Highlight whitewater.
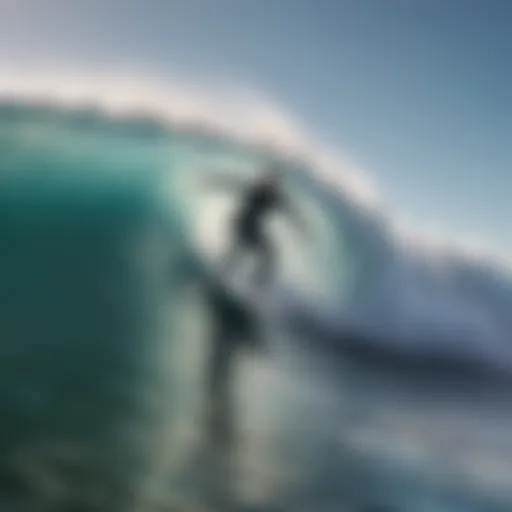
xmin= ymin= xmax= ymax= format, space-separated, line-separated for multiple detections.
xmin=1 ymin=73 xmax=512 ymax=512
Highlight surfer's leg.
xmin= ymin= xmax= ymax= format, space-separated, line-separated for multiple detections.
xmin=220 ymin=219 xmax=256 ymax=279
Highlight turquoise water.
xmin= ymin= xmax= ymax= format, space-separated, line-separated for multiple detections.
xmin=2 ymin=99 xmax=512 ymax=511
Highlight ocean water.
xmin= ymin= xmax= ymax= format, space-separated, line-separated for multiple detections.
xmin=1 ymin=93 xmax=512 ymax=512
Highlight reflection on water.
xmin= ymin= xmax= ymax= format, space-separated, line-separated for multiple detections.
xmin=163 ymin=274 xmax=512 ymax=512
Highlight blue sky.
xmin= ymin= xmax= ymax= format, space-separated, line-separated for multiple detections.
xmin=1 ymin=0 xmax=511 ymax=253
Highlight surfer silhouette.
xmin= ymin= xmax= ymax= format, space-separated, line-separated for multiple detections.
xmin=183 ymin=162 xmax=308 ymax=476
xmin=202 ymin=164 xmax=307 ymax=292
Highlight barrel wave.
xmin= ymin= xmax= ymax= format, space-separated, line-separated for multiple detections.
xmin=2 ymin=85 xmax=512 ymax=512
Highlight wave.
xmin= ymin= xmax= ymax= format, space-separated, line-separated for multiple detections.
xmin=1 ymin=73 xmax=512 ymax=379
xmin=3 ymin=73 xmax=512 ymax=512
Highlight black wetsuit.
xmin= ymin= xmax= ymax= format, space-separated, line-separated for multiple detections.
xmin=236 ymin=182 xmax=280 ymax=246
xmin=226 ymin=181 xmax=283 ymax=287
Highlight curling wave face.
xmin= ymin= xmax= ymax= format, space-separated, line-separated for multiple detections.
xmin=2 ymin=96 xmax=512 ymax=373
xmin=2 ymin=94 xmax=512 ymax=511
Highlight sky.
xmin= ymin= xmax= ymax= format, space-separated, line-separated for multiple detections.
xmin=1 ymin=0 xmax=511 ymax=255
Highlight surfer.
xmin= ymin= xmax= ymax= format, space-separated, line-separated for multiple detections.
xmin=203 ymin=163 xmax=308 ymax=291
xmin=177 ymin=164 xmax=308 ymax=488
